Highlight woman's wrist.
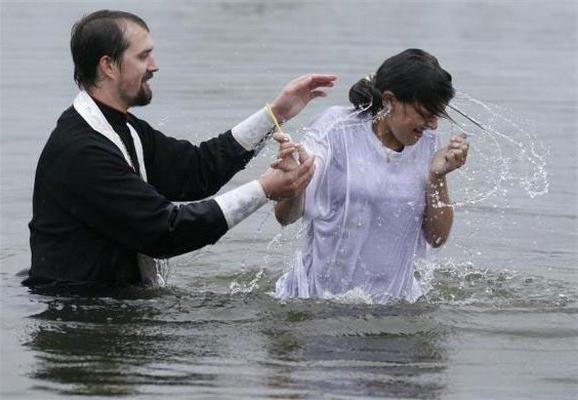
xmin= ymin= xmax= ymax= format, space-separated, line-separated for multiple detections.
xmin=428 ymin=171 xmax=446 ymax=184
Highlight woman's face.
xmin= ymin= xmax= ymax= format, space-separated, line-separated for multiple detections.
xmin=383 ymin=99 xmax=439 ymax=149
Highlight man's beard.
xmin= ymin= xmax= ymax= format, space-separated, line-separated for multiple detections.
xmin=130 ymin=82 xmax=152 ymax=107
xmin=121 ymin=76 xmax=153 ymax=108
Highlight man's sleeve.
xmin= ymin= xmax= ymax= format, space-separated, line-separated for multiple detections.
xmin=135 ymin=108 xmax=276 ymax=202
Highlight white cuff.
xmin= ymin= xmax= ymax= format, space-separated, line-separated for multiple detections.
xmin=214 ymin=180 xmax=268 ymax=229
xmin=231 ymin=107 xmax=276 ymax=154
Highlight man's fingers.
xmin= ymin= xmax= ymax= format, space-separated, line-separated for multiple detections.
xmin=294 ymin=156 xmax=315 ymax=179
xmin=272 ymin=131 xmax=290 ymax=143
xmin=297 ymin=145 xmax=310 ymax=164
xmin=309 ymin=90 xmax=327 ymax=100
xmin=278 ymin=147 xmax=298 ymax=160
xmin=290 ymin=74 xmax=336 ymax=92
xmin=279 ymin=142 xmax=298 ymax=152
xmin=305 ymin=74 xmax=337 ymax=88
xmin=268 ymin=155 xmax=316 ymax=199
xmin=270 ymin=159 xmax=283 ymax=170
xmin=292 ymin=161 xmax=315 ymax=191
xmin=270 ymin=158 xmax=291 ymax=169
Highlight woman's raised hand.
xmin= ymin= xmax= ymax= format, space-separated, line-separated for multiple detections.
xmin=430 ymin=134 xmax=469 ymax=178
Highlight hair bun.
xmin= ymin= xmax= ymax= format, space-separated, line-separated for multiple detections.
xmin=349 ymin=76 xmax=383 ymax=115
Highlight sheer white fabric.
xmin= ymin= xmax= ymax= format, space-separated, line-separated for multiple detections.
xmin=275 ymin=106 xmax=440 ymax=304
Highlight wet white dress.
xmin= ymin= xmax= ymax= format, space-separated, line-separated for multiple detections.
xmin=275 ymin=106 xmax=440 ymax=304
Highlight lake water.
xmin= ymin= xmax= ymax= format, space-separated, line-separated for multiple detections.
xmin=1 ymin=1 xmax=576 ymax=399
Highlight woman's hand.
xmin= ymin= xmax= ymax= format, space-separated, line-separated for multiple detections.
xmin=423 ymin=134 xmax=468 ymax=247
xmin=430 ymin=134 xmax=469 ymax=178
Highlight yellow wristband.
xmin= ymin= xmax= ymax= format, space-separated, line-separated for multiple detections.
xmin=265 ymin=103 xmax=284 ymax=134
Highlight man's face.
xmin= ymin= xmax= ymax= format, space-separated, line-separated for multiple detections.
xmin=116 ymin=21 xmax=158 ymax=108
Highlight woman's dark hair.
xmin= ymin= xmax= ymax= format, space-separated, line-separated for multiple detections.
xmin=349 ymin=49 xmax=455 ymax=118
xmin=70 ymin=10 xmax=149 ymax=89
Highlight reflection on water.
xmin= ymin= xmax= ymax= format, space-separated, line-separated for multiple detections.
xmin=23 ymin=262 xmax=576 ymax=398
xmin=24 ymin=287 xmax=448 ymax=398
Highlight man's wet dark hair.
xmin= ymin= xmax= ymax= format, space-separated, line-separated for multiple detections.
xmin=71 ymin=10 xmax=149 ymax=89
xmin=349 ymin=49 xmax=455 ymax=118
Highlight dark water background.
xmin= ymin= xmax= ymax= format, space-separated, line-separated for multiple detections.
xmin=1 ymin=1 xmax=576 ymax=399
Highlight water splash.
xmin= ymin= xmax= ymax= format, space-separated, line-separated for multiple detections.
xmin=229 ymin=234 xmax=284 ymax=295
xmin=441 ymin=92 xmax=550 ymax=207
xmin=229 ymin=268 xmax=265 ymax=295
xmin=414 ymin=258 xmax=575 ymax=308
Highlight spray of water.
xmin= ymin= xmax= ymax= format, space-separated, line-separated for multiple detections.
xmin=442 ymin=92 xmax=549 ymax=207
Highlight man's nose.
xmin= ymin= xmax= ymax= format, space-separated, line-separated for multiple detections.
xmin=149 ymin=55 xmax=159 ymax=72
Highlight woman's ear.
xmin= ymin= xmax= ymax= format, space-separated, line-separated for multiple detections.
xmin=382 ymin=91 xmax=396 ymax=113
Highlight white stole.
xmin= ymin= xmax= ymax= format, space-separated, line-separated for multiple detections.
xmin=73 ymin=91 xmax=170 ymax=286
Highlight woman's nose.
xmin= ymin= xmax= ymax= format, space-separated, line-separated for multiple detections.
xmin=427 ymin=116 xmax=438 ymax=130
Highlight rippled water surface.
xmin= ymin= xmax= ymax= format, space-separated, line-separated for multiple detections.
xmin=1 ymin=1 xmax=577 ymax=399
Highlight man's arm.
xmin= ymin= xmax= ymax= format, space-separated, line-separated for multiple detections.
xmin=140 ymin=74 xmax=336 ymax=202
xmin=140 ymin=126 xmax=254 ymax=201
xmin=215 ymin=155 xmax=314 ymax=230
xmin=51 ymin=136 xmax=313 ymax=258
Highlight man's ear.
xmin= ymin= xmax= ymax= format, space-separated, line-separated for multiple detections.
xmin=97 ymin=55 xmax=119 ymax=81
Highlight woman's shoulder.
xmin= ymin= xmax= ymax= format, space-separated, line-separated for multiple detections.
xmin=313 ymin=105 xmax=363 ymax=123
xmin=305 ymin=105 xmax=366 ymax=141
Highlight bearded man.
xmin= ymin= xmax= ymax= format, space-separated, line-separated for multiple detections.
xmin=25 ymin=10 xmax=335 ymax=287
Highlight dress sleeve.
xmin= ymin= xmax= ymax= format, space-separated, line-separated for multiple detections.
xmin=50 ymin=139 xmax=229 ymax=259
xmin=301 ymin=113 xmax=336 ymax=221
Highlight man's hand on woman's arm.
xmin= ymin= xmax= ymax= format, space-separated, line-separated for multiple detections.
xmin=264 ymin=132 xmax=312 ymax=226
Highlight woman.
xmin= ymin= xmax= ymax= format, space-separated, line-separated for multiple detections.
xmin=272 ymin=49 xmax=469 ymax=304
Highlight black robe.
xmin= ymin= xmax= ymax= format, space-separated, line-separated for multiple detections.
xmin=25 ymin=100 xmax=254 ymax=286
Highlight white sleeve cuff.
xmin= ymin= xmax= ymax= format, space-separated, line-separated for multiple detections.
xmin=231 ymin=107 xmax=276 ymax=154
xmin=214 ymin=180 xmax=268 ymax=229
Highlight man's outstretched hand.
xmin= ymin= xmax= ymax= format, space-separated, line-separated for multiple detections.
xmin=270 ymin=74 xmax=337 ymax=123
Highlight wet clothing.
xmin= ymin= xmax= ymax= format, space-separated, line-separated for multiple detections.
xmin=25 ymin=98 xmax=256 ymax=286
xmin=275 ymin=106 xmax=439 ymax=304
